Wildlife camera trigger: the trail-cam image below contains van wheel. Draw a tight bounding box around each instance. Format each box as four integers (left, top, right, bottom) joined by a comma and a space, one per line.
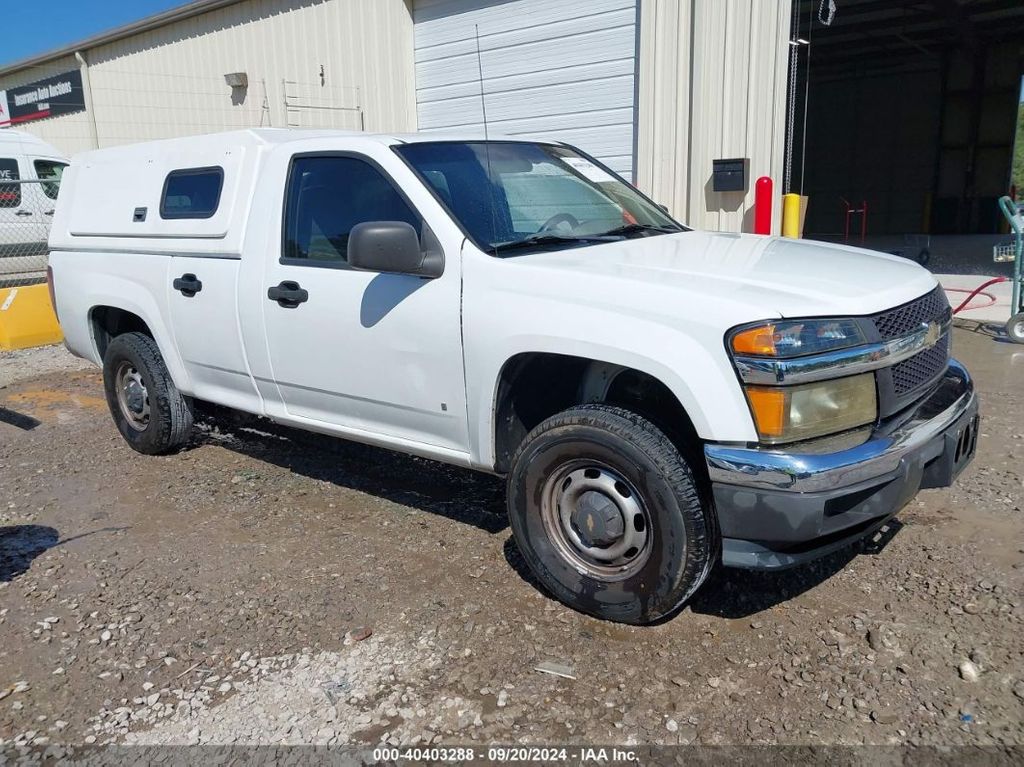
507, 404, 714, 625
102, 332, 193, 455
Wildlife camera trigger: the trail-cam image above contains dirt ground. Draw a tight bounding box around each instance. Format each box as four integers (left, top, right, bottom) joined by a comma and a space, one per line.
0, 326, 1022, 751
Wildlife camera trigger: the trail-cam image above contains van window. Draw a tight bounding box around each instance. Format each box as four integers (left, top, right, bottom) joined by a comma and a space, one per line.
33, 159, 67, 200
0, 158, 20, 208
282, 156, 420, 264
160, 167, 224, 219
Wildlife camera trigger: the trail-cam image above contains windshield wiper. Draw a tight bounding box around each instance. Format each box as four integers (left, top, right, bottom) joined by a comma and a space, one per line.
491, 234, 618, 254
599, 223, 683, 238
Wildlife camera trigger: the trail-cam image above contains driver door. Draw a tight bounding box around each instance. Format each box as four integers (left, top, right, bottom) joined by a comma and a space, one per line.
260, 153, 469, 453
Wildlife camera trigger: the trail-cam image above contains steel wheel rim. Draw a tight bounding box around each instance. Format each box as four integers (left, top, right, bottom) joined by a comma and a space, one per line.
539, 460, 652, 581
1013, 319, 1024, 339
115, 361, 150, 431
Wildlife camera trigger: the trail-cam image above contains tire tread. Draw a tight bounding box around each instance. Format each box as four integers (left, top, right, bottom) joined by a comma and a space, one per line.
103, 332, 193, 455
508, 403, 714, 623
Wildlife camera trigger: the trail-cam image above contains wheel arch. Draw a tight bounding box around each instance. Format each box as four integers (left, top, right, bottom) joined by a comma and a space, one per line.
88, 303, 191, 393
490, 351, 708, 478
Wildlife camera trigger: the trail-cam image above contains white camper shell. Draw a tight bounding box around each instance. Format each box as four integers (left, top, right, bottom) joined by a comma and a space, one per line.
49, 129, 369, 256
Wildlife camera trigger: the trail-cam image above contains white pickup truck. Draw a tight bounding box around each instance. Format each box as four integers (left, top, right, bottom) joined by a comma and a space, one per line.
49, 129, 978, 624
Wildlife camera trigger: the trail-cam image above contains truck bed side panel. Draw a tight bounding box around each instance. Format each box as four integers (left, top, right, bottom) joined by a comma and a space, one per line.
49, 250, 190, 392
167, 254, 260, 413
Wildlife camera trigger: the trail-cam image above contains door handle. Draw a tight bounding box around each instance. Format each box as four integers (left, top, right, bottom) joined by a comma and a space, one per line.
15, 210, 32, 217
173, 273, 203, 297
267, 280, 308, 308
44, 210, 54, 216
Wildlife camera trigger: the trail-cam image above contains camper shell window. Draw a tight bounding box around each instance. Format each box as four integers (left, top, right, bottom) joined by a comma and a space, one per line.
160, 166, 224, 219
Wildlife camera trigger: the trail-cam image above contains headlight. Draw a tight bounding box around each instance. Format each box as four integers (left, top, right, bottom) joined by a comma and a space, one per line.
731, 319, 868, 357
744, 373, 877, 444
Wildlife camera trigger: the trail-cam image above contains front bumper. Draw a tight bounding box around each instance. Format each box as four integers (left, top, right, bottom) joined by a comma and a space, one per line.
704, 359, 978, 570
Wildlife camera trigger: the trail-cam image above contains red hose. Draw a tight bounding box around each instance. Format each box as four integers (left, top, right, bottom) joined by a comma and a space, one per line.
946, 277, 1010, 315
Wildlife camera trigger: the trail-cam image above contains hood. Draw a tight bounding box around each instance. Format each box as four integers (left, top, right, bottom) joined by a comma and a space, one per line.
512, 231, 937, 320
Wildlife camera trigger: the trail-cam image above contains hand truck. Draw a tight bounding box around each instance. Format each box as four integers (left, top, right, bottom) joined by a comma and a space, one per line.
994, 196, 1024, 343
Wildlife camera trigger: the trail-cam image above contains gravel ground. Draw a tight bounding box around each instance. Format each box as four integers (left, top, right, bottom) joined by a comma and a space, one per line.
0, 330, 1022, 750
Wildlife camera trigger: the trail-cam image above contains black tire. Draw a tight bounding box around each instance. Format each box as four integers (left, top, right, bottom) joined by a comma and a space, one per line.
102, 332, 193, 455
1008, 312, 1024, 345
507, 404, 714, 625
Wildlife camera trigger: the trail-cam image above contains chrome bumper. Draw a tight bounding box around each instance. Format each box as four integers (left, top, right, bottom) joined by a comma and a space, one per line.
705, 359, 977, 494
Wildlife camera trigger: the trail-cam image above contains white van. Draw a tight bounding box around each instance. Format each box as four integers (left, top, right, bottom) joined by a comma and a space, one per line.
0, 129, 69, 280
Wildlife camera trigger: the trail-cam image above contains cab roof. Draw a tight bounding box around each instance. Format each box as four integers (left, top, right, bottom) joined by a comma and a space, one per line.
69, 128, 548, 164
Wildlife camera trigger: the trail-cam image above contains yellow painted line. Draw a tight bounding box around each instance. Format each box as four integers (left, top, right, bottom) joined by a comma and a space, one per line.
0, 284, 64, 351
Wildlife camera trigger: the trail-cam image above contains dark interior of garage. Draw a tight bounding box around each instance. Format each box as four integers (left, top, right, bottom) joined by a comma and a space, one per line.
788, 0, 1024, 247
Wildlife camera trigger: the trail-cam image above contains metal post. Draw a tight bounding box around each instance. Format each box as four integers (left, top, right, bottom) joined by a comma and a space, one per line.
74, 51, 100, 149
782, 193, 801, 238
754, 177, 773, 235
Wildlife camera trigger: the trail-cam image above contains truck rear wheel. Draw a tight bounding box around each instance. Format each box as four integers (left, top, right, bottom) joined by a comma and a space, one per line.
102, 332, 193, 455
507, 404, 714, 625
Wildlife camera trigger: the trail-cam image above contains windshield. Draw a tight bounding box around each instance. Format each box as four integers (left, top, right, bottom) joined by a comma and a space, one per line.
394, 141, 685, 254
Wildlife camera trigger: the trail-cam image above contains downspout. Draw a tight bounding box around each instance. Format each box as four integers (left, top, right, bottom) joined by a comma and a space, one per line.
74, 50, 100, 149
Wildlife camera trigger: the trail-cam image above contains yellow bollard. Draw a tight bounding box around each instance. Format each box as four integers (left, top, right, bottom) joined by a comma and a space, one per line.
782, 193, 801, 238
0, 284, 64, 351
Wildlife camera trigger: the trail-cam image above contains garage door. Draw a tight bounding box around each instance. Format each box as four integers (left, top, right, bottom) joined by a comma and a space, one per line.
413, 0, 639, 180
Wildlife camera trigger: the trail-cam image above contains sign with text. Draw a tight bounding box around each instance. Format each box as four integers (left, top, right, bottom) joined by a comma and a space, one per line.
2, 70, 85, 126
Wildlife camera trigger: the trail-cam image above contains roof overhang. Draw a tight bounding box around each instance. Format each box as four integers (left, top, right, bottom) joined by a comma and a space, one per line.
0, 0, 246, 79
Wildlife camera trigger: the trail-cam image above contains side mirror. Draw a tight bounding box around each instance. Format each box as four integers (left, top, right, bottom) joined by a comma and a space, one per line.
348, 221, 443, 278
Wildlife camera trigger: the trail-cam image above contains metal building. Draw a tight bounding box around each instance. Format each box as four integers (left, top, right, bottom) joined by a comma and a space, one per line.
0, 0, 792, 232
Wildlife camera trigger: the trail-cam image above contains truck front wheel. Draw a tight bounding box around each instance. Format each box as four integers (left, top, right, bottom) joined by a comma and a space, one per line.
507, 404, 714, 625
102, 332, 193, 455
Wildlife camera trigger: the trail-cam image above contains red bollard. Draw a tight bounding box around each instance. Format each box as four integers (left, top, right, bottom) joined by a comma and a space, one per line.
754, 176, 773, 235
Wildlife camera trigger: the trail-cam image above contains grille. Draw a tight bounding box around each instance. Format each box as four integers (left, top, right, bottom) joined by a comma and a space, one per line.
891, 334, 949, 396
871, 286, 951, 340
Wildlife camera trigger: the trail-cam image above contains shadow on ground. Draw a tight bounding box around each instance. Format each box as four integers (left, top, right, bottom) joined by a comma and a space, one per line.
195, 406, 909, 621
0, 524, 59, 582
0, 406, 41, 431
689, 519, 905, 619
194, 407, 508, 535
501, 519, 906, 621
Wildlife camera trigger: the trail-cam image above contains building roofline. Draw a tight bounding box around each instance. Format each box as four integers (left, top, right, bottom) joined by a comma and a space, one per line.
0, 0, 246, 79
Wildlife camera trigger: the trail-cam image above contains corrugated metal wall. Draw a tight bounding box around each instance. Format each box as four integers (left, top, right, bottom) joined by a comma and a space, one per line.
0, 0, 792, 235
636, 0, 792, 232
0, 0, 417, 157
413, 0, 640, 179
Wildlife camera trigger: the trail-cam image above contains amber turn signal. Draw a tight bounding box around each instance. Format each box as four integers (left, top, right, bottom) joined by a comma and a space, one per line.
731, 324, 778, 356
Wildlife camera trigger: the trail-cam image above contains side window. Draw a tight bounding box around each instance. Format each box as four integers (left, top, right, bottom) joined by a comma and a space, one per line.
283, 156, 420, 264
33, 159, 67, 201
160, 167, 224, 219
0, 158, 21, 208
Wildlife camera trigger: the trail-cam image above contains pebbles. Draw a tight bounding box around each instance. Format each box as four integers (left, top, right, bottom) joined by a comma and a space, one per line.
1, 333, 1022, 748
344, 627, 372, 644
958, 660, 981, 683
871, 709, 898, 725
